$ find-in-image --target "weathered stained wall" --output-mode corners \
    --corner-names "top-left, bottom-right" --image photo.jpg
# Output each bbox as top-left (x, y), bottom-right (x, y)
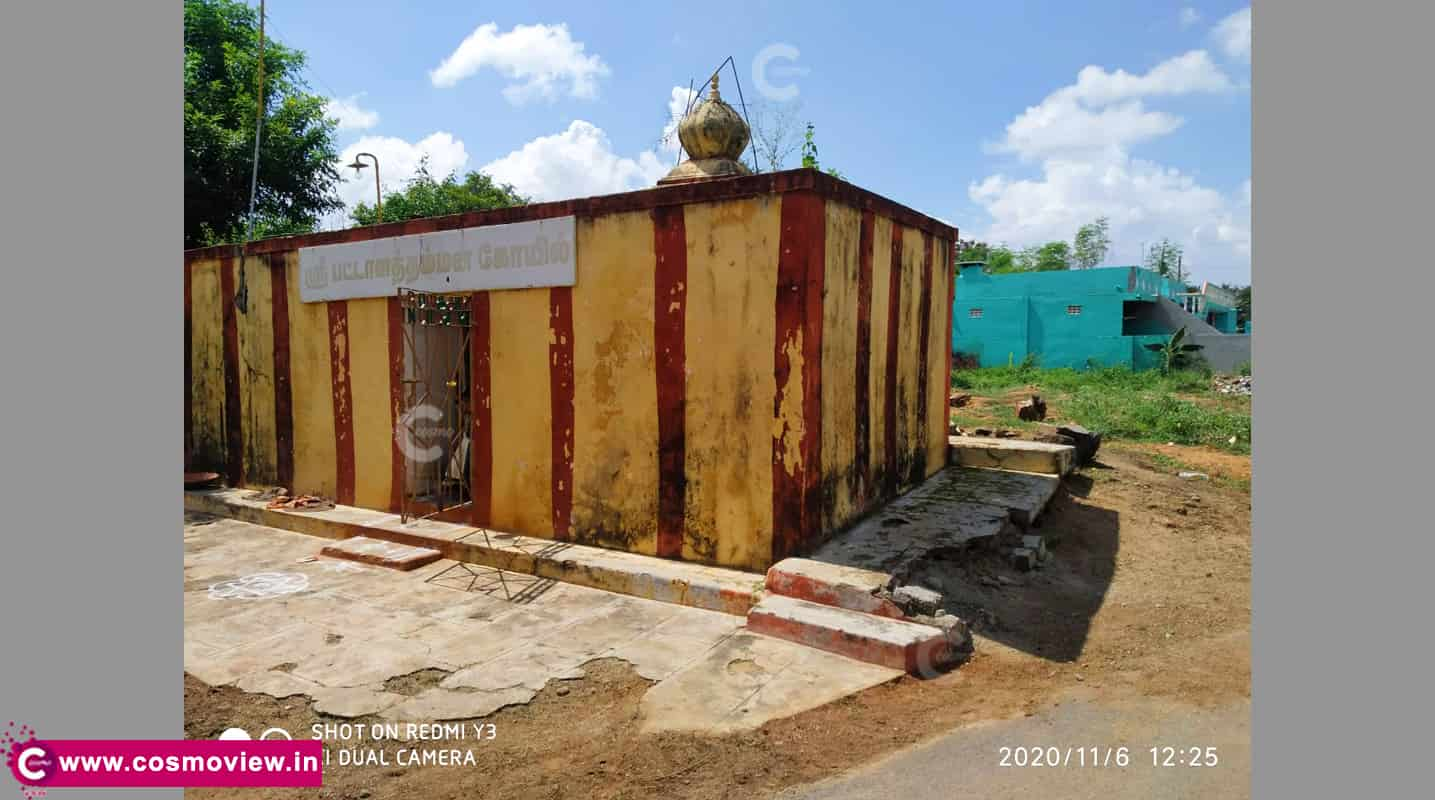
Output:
top-left (186, 169), bottom-right (955, 572)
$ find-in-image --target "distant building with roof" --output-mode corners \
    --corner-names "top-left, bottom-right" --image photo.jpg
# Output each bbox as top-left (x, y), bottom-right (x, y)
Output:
top-left (950, 264), bottom-right (1250, 372)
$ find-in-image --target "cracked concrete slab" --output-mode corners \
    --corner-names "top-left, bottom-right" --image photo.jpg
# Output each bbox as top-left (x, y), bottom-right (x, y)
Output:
top-left (639, 633), bottom-right (903, 735)
top-left (442, 643), bottom-right (589, 693)
top-left (186, 516), bottom-right (901, 729)
top-left (311, 686), bottom-right (407, 718)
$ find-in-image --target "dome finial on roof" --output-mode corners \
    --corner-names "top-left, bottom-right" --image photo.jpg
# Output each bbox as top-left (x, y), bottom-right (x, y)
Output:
top-left (657, 69), bottom-right (751, 185)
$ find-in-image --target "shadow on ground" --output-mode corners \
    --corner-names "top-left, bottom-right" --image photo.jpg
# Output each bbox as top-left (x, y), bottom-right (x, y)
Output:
top-left (851, 467), bottom-right (1119, 665)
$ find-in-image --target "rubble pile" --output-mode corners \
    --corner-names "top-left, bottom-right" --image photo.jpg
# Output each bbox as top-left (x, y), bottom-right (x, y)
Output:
top-left (1213, 375), bottom-right (1253, 396)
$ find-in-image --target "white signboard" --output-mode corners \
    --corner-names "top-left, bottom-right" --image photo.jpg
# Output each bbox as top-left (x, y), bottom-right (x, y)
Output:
top-left (298, 216), bottom-right (576, 303)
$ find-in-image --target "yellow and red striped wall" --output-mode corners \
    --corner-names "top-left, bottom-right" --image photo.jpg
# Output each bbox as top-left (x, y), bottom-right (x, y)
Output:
top-left (185, 170), bottom-right (955, 572)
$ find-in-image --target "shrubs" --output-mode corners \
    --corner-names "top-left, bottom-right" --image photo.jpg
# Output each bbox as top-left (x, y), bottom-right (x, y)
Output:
top-left (950, 365), bottom-right (1250, 453)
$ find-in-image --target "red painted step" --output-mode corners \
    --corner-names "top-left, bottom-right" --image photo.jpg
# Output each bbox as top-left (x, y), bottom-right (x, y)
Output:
top-left (746, 595), bottom-right (964, 675)
top-left (320, 536), bottom-right (442, 571)
top-left (765, 558), bottom-right (904, 618)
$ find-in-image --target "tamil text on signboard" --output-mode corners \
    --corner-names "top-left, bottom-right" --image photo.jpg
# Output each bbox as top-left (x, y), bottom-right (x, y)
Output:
top-left (298, 216), bottom-right (576, 303)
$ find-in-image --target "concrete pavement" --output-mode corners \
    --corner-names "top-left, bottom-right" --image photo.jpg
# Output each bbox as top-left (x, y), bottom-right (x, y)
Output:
top-left (184, 513), bottom-right (900, 731)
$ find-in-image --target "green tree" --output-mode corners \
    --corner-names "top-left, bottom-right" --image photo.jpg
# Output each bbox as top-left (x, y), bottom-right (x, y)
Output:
top-left (1145, 238), bottom-right (1184, 277)
top-left (1072, 216), bottom-right (1111, 269)
top-left (349, 158), bottom-right (529, 226)
top-left (1033, 241), bottom-right (1073, 271)
top-left (986, 247), bottom-right (1018, 273)
top-left (185, 0), bottom-right (343, 247)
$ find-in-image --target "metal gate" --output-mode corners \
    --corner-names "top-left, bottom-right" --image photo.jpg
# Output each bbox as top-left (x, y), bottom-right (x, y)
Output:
top-left (396, 288), bottom-right (472, 523)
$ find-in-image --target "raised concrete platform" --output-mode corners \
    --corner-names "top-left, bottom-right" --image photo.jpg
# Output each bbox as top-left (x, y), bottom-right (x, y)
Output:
top-left (319, 536), bottom-right (442, 571)
top-left (765, 558), bottom-right (904, 618)
top-left (930, 466), bottom-right (1061, 526)
top-left (807, 467), bottom-right (1061, 591)
top-left (746, 595), bottom-right (959, 675)
top-left (948, 435), bottom-right (1074, 476)
top-left (185, 488), bottom-right (763, 616)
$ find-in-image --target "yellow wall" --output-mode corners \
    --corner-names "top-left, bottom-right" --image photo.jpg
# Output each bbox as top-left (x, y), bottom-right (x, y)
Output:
top-left (488, 287), bottom-right (554, 535)
top-left (187, 191), bottom-right (952, 572)
top-left (189, 259), bottom-right (226, 471)
top-left (570, 211), bottom-right (660, 554)
top-left (820, 202), bottom-right (862, 532)
top-left (867, 215), bottom-right (893, 493)
top-left (234, 258), bottom-right (277, 486)
top-left (284, 253), bottom-right (338, 499)
top-left (926, 238), bottom-right (951, 477)
top-left (897, 224), bottom-right (925, 491)
top-left (811, 208), bottom-right (953, 540)
top-left (683, 196), bottom-right (780, 570)
top-left (346, 297), bottom-right (394, 511)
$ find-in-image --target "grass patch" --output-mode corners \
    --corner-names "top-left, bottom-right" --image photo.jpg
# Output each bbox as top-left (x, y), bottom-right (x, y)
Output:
top-left (951, 365), bottom-right (1250, 453)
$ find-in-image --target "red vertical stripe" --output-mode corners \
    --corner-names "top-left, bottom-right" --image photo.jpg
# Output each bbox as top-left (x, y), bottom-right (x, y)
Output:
top-left (328, 301), bottom-right (356, 506)
top-left (853, 210), bottom-right (875, 507)
top-left (184, 262), bottom-right (193, 471)
top-left (883, 223), bottom-right (903, 498)
top-left (771, 191), bottom-right (826, 562)
top-left (470, 292), bottom-right (493, 527)
top-left (387, 296), bottom-right (405, 513)
top-left (913, 233), bottom-right (934, 484)
top-left (219, 256), bottom-right (243, 488)
top-left (549, 287), bottom-right (575, 540)
top-left (270, 255), bottom-right (295, 491)
top-left (653, 205), bottom-right (688, 559)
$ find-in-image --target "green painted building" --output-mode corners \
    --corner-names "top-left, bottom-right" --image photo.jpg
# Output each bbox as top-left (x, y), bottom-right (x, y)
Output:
top-left (951, 264), bottom-right (1248, 371)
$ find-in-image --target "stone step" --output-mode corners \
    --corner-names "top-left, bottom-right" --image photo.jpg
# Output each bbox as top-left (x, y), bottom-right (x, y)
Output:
top-left (948, 435), bottom-right (1074, 476)
top-left (185, 488), bottom-right (764, 616)
top-left (932, 466), bottom-right (1062, 527)
top-left (765, 558), bottom-right (904, 618)
top-left (746, 595), bottom-right (963, 675)
top-left (319, 536), bottom-right (442, 571)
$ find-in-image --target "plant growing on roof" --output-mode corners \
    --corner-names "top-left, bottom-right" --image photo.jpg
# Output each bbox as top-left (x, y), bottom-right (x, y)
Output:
top-left (800, 123), bottom-right (845, 179)
top-left (1144, 325), bottom-right (1205, 374)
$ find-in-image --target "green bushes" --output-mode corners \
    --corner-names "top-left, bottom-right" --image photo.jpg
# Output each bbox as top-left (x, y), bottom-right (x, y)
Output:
top-left (949, 365), bottom-right (1249, 453)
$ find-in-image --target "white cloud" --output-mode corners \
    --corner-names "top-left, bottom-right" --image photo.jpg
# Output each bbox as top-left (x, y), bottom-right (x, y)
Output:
top-left (334, 132), bottom-right (470, 212)
top-left (478, 85), bottom-right (693, 202)
top-left (660, 86), bottom-right (698, 155)
top-left (325, 94), bottom-right (380, 131)
top-left (1212, 7), bottom-right (1251, 62)
top-left (1179, 7), bottom-right (1202, 28)
top-left (969, 51), bottom-right (1250, 283)
top-left (429, 22), bottom-right (610, 103)
top-left (481, 120), bottom-right (669, 201)
top-left (994, 50), bottom-right (1234, 161)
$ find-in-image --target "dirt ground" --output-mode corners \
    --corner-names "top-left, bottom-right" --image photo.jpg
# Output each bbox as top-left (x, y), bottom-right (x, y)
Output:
top-left (185, 444), bottom-right (1251, 800)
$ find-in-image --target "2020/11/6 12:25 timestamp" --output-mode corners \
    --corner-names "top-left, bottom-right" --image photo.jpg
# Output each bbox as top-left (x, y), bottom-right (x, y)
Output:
top-left (1151, 746), bottom-right (1220, 767)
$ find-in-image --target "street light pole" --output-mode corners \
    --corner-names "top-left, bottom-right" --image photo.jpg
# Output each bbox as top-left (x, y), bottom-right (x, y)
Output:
top-left (347, 152), bottom-right (382, 222)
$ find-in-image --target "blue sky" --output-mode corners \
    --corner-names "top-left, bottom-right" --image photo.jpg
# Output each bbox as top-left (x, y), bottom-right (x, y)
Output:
top-left (265, 1), bottom-right (1251, 284)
